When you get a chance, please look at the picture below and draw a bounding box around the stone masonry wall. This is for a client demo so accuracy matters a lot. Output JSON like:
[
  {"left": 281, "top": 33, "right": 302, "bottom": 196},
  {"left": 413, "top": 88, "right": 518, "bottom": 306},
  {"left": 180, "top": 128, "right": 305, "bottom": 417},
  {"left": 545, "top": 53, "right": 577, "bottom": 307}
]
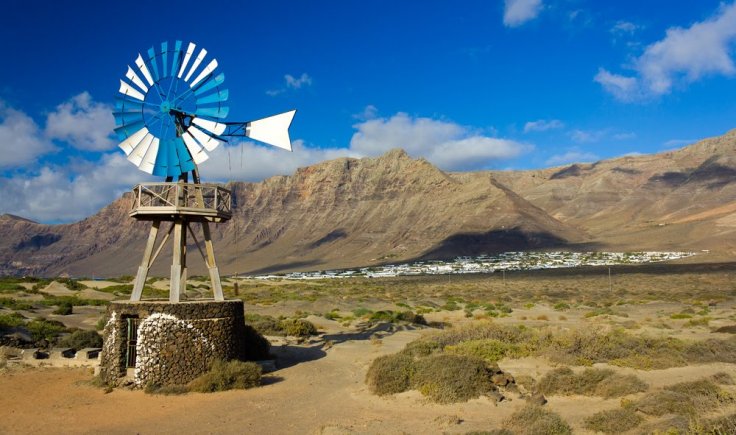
[{"left": 99, "top": 300, "right": 248, "bottom": 387}]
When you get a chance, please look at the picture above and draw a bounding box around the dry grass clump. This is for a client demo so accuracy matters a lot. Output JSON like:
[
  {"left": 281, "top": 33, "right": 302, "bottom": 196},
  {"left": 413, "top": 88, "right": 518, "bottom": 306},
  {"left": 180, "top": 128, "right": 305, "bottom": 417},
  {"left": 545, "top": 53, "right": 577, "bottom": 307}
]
[
  {"left": 583, "top": 407, "right": 643, "bottom": 434},
  {"left": 536, "top": 367, "right": 647, "bottom": 398},
  {"left": 411, "top": 354, "right": 493, "bottom": 403},
  {"left": 711, "top": 371, "right": 735, "bottom": 385},
  {"left": 503, "top": 405, "right": 572, "bottom": 435},
  {"left": 365, "top": 353, "right": 414, "bottom": 396},
  {"left": 444, "top": 339, "right": 522, "bottom": 363},
  {"left": 635, "top": 378, "right": 733, "bottom": 417},
  {"left": 188, "top": 360, "right": 262, "bottom": 393}
]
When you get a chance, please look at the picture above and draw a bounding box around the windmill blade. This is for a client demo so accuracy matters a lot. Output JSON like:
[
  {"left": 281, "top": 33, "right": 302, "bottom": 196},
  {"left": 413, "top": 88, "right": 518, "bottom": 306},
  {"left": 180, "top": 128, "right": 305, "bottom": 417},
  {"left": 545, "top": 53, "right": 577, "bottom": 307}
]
[
  {"left": 192, "top": 117, "right": 227, "bottom": 135},
  {"left": 196, "top": 106, "right": 229, "bottom": 118},
  {"left": 161, "top": 41, "right": 168, "bottom": 78},
  {"left": 119, "top": 80, "right": 145, "bottom": 101},
  {"left": 114, "top": 120, "right": 145, "bottom": 140},
  {"left": 196, "top": 89, "right": 228, "bottom": 105},
  {"left": 118, "top": 127, "right": 149, "bottom": 155},
  {"left": 174, "top": 138, "right": 196, "bottom": 173},
  {"left": 181, "top": 131, "right": 210, "bottom": 164},
  {"left": 171, "top": 40, "right": 183, "bottom": 78},
  {"left": 135, "top": 54, "right": 154, "bottom": 86},
  {"left": 125, "top": 66, "right": 148, "bottom": 93},
  {"left": 245, "top": 110, "right": 296, "bottom": 151},
  {"left": 139, "top": 138, "right": 160, "bottom": 174},
  {"left": 152, "top": 139, "right": 170, "bottom": 177},
  {"left": 184, "top": 48, "right": 207, "bottom": 82},
  {"left": 190, "top": 59, "right": 218, "bottom": 88},
  {"left": 113, "top": 111, "right": 144, "bottom": 126},
  {"left": 115, "top": 96, "right": 144, "bottom": 112},
  {"left": 147, "top": 47, "right": 160, "bottom": 82},
  {"left": 193, "top": 73, "right": 225, "bottom": 96},
  {"left": 127, "top": 133, "right": 155, "bottom": 167},
  {"left": 188, "top": 124, "right": 221, "bottom": 151},
  {"left": 178, "top": 42, "right": 196, "bottom": 78}
]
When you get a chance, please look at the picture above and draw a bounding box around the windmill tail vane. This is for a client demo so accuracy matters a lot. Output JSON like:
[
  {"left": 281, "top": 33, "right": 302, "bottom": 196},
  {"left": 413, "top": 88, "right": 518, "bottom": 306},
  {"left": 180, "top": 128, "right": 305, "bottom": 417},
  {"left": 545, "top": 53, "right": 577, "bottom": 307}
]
[{"left": 114, "top": 39, "right": 295, "bottom": 179}]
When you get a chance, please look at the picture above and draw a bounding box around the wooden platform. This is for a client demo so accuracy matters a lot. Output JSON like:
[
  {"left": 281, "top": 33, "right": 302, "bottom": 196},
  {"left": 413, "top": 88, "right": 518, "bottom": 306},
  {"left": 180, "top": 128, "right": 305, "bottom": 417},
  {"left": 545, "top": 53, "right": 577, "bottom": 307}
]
[{"left": 129, "top": 182, "right": 232, "bottom": 222}]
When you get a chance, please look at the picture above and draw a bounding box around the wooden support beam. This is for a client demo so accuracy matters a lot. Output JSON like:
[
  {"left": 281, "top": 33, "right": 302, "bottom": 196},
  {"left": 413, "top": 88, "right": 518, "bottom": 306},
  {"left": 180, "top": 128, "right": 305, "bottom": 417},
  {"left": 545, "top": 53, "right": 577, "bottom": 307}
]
[
  {"left": 170, "top": 220, "right": 183, "bottom": 303},
  {"left": 202, "top": 221, "right": 224, "bottom": 301},
  {"left": 131, "top": 221, "right": 160, "bottom": 301}
]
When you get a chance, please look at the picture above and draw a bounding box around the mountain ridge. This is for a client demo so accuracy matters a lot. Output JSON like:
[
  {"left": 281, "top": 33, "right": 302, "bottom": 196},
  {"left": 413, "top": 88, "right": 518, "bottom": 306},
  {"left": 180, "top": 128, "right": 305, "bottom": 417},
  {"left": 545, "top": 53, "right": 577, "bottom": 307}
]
[{"left": 3, "top": 129, "right": 736, "bottom": 277}]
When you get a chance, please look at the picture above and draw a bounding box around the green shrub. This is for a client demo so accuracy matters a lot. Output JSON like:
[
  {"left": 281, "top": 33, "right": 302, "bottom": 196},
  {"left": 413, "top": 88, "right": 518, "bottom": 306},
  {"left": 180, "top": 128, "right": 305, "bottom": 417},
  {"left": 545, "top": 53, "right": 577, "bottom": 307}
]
[
  {"left": 25, "top": 318, "right": 67, "bottom": 342},
  {"left": 245, "top": 313, "right": 283, "bottom": 336},
  {"left": 411, "top": 354, "right": 493, "bottom": 403},
  {"left": 59, "top": 329, "right": 103, "bottom": 349},
  {"left": 279, "top": 318, "right": 317, "bottom": 336},
  {"left": 188, "top": 360, "right": 262, "bottom": 393},
  {"left": 53, "top": 301, "right": 73, "bottom": 315},
  {"left": 365, "top": 353, "right": 415, "bottom": 396},
  {"left": 352, "top": 307, "right": 372, "bottom": 317},
  {"left": 553, "top": 302, "right": 570, "bottom": 311},
  {"left": 444, "top": 339, "right": 522, "bottom": 363},
  {"left": 537, "top": 367, "right": 647, "bottom": 398},
  {"left": 0, "top": 312, "right": 25, "bottom": 328},
  {"left": 583, "top": 407, "right": 643, "bottom": 434},
  {"left": 0, "top": 297, "right": 34, "bottom": 310},
  {"left": 504, "top": 405, "right": 572, "bottom": 435}
]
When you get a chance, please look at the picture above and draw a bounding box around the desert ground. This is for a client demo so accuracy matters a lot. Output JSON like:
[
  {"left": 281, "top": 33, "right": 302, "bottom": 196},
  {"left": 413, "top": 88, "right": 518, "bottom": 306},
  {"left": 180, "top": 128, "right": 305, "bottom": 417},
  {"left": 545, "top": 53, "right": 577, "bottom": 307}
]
[{"left": 3, "top": 261, "right": 736, "bottom": 434}]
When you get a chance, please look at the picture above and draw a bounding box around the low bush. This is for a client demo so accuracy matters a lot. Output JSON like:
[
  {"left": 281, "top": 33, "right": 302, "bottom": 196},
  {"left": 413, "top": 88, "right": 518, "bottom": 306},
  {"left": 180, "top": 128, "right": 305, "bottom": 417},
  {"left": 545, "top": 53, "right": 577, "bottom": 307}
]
[
  {"left": 583, "top": 407, "right": 643, "bottom": 434},
  {"left": 0, "top": 312, "right": 25, "bottom": 329},
  {"left": 279, "top": 318, "right": 317, "bottom": 337},
  {"left": 444, "top": 339, "right": 522, "bottom": 363},
  {"left": 365, "top": 353, "right": 415, "bottom": 396},
  {"left": 504, "top": 405, "right": 572, "bottom": 435},
  {"left": 411, "top": 354, "right": 493, "bottom": 403},
  {"left": 53, "top": 301, "right": 73, "bottom": 315},
  {"left": 537, "top": 367, "right": 647, "bottom": 398},
  {"left": 60, "top": 329, "right": 103, "bottom": 349},
  {"left": 25, "top": 318, "right": 67, "bottom": 342},
  {"left": 188, "top": 360, "right": 262, "bottom": 393},
  {"left": 636, "top": 379, "right": 732, "bottom": 416}
]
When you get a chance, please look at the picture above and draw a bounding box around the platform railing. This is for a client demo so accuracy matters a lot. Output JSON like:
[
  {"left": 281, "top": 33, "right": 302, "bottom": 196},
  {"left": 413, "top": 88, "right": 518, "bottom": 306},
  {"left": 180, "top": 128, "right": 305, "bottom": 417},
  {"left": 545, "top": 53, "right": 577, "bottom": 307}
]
[{"left": 129, "top": 182, "right": 232, "bottom": 221}]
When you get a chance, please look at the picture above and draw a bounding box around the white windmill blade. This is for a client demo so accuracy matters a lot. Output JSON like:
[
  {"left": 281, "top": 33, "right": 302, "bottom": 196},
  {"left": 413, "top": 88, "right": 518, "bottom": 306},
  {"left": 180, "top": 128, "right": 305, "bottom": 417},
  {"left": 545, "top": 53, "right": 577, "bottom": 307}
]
[
  {"left": 246, "top": 110, "right": 296, "bottom": 151},
  {"left": 139, "top": 138, "right": 160, "bottom": 174},
  {"left": 185, "top": 48, "right": 207, "bottom": 82},
  {"left": 178, "top": 42, "right": 196, "bottom": 78},
  {"left": 192, "top": 117, "right": 226, "bottom": 135},
  {"left": 135, "top": 54, "right": 154, "bottom": 86},
  {"left": 190, "top": 59, "right": 218, "bottom": 88},
  {"left": 188, "top": 124, "right": 221, "bottom": 151},
  {"left": 118, "top": 127, "right": 149, "bottom": 155},
  {"left": 181, "top": 132, "right": 210, "bottom": 164},
  {"left": 127, "top": 133, "right": 154, "bottom": 167},
  {"left": 126, "top": 66, "right": 148, "bottom": 93},
  {"left": 118, "top": 80, "right": 145, "bottom": 101}
]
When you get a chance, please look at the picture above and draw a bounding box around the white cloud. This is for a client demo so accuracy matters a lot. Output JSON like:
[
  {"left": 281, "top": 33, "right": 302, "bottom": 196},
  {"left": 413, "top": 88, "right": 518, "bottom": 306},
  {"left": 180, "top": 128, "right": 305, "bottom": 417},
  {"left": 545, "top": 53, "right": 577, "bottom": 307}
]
[
  {"left": 663, "top": 138, "right": 697, "bottom": 148},
  {"left": 597, "top": 3, "right": 736, "bottom": 101},
  {"left": 267, "top": 73, "right": 313, "bottom": 96},
  {"left": 349, "top": 113, "right": 531, "bottom": 171},
  {"left": 570, "top": 129, "right": 605, "bottom": 143},
  {"left": 546, "top": 149, "right": 599, "bottom": 166},
  {"left": 611, "top": 20, "right": 639, "bottom": 35},
  {"left": 0, "top": 102, "right": 56, "bottom": 168},
  {"left": 503, "top": 0, "right": 544, "bottom": 27},
  {"left": 523, "top": 119, "right": 563, "bottom": 133},
  {"left": 45, "top": 92, "right": 116, "bottom": 151},
  {"left": 613, "top": 132, "right": 636, "bottom": 140},
  {"left": 352, "top": 104, "right": 379, "bottom": 121},
  {"left": 0, "top": 153, "right": 152, "bottom": 223}
]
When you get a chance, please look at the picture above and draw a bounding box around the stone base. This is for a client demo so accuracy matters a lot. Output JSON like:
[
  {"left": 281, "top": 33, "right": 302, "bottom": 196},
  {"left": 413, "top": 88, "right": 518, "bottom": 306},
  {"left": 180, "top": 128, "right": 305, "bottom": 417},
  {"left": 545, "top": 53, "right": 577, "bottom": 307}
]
[{"left": 99, "top": 300, "right": 248, "bottom": 388}]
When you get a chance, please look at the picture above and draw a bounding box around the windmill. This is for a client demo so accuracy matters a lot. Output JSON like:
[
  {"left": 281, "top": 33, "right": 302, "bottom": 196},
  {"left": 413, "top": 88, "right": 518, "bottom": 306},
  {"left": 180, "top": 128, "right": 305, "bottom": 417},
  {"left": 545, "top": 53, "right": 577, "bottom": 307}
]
[{"left": 115, "top": 40, "right": 295, "bottom": 302}]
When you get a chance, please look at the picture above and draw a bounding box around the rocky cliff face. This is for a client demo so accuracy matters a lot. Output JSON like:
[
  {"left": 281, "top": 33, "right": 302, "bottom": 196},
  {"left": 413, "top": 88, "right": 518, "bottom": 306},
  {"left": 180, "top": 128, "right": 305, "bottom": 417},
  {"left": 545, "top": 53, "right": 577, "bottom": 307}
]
[{"left": 3, "top": 129, "right": 736, "bottom": 277}]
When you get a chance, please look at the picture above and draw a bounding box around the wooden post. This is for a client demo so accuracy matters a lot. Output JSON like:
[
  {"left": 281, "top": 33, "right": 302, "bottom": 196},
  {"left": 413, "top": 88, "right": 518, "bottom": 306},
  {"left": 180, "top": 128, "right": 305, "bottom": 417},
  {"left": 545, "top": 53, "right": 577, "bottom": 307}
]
[
  {"left": 180, "top": 222, "right": 188, "bottom": 297},
  {"left": 202, "top": 221, "right": 224, "bottom": 301},
  {"left": 131, "top": 221, "right": 160, "bottom": 301},
  {"left": 170, "top": 220, "right": 183, "bottom": 303}
]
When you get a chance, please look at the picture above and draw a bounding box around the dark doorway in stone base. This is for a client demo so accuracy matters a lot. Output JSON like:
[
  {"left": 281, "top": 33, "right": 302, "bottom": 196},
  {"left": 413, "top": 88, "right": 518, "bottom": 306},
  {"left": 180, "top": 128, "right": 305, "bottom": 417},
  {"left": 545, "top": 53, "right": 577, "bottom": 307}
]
[{"left": 123, "top": 315, "right": 140, "bottom": 368}]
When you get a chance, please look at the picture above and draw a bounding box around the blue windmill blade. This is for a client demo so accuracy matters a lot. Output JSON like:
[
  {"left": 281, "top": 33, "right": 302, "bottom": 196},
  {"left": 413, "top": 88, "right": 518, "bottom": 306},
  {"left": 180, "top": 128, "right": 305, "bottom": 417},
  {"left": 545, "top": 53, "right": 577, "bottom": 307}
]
[
  {"left": 193, "top": 73, "right": 225, "bottom": 96},
  {"left": 196, "top": 106, "right": 229, "bottom": 119},
  {"left": 152, "top": 139, "right": 170, "bottom": 177},
  {"left": 147, "top": 47, "right": 160, "bottom": 82},
  {"left": 196, "top": 89, "right": 229, "bottom": 105},
  {"left": 114, "top": 120, "right": 146, "bottom": 140},
  {"left": 113, "top": 111, "right": 145, "bottom": 125},
  {"left": 166, "top": 138, "right": 181, "bottom": 177},
  {"left": 161, "top": 41, "right": 169, "bottom": 78},
  {"left": 175, "top": 138, "right": 196, "bottom": 173},
  {"left": 115, "top": 97, "right": 144, "bottom": 112},
  {"left": 172, "top": 40, "right": 182, "bottom": 76}
]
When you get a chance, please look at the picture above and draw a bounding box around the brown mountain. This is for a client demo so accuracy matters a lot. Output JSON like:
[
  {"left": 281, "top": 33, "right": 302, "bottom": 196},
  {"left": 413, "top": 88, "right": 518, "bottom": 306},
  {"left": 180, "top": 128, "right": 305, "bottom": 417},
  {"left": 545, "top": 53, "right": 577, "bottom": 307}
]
[{"left": 3, "top": 129, "right": 736, "bottom": 277}]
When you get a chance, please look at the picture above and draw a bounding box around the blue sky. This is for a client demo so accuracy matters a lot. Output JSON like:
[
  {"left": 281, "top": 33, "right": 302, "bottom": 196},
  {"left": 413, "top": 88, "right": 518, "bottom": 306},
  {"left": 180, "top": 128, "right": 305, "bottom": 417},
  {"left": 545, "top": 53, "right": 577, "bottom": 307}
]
[{"left": 2, "top": 0, "right": 736, "bottom": 223}]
